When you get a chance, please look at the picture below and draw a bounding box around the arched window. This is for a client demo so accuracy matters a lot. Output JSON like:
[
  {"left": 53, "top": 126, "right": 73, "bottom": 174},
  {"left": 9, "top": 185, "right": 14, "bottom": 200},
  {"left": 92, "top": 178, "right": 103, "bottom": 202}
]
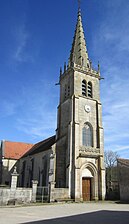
[
  {"left": 88, "top": 82, "right": 92, "bottom": 98},
  {"left": 82, "top": 80, "right": 86, "bottom": 96},
  {"left": 82, "top": 123, "right": 93, "bottom": 147}
]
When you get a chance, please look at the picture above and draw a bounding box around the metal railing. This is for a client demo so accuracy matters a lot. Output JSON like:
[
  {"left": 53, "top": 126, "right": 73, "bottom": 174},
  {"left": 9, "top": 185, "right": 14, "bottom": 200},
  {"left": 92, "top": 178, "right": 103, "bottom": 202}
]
[{"left": 36, "top": 186, "right": 50, "bottom": 203}]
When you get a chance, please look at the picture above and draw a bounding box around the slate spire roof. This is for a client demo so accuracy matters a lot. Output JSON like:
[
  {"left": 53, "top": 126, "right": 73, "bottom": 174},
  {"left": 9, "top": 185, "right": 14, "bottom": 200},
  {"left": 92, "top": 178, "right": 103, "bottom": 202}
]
[{"left": 69, "top": 8, "right": 90, "bottom": 68}]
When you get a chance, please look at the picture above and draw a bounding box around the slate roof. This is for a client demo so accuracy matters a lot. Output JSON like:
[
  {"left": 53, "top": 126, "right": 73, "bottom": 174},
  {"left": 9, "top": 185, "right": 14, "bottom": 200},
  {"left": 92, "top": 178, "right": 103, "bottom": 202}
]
[
  {"left": 117, "top": 158, "right": 129, "bottom": 167},
  {"left": 22, "top": 135, "right": 56, "bottom": 158},
  {"left": 2, "top": 141, "right": 34, "bottom": 160}
]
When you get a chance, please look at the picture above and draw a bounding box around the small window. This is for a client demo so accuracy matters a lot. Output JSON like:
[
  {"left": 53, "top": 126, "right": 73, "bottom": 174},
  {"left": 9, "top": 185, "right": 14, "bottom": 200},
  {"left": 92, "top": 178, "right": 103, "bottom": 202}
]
[
  {"left": 88, "top": 82, "right": 92, "bottom": 98},
  {"left": 64, "top": 84, "right": 70, "bottom": 99},
  {"left": 82, "top": 123, "right": 93, "bottom": 147},
  {"left": 68, "top": 85, "right": 70, "bottom": 96},
  {"left": 82, "top": 80, "right": 86, "bottom": 96}
]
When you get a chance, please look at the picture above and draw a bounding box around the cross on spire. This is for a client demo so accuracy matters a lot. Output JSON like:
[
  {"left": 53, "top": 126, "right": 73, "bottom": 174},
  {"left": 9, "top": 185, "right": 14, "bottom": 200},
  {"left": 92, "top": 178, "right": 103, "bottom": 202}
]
[{"left": 78, "top": 0, "right": 81, "bottom": 10}]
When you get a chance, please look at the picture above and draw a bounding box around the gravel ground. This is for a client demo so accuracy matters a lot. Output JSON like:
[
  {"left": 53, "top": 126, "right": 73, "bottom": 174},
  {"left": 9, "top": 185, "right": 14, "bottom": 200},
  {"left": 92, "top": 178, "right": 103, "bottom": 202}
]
[{"left": 0, "top": 201, "right": 129, "bottom": 224}]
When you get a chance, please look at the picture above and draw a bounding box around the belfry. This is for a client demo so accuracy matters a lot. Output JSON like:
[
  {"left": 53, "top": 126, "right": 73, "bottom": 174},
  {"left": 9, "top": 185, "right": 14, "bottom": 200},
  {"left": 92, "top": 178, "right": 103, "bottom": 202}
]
[{"left": 55, "top": 5, "right": 106, "bottom": 201}]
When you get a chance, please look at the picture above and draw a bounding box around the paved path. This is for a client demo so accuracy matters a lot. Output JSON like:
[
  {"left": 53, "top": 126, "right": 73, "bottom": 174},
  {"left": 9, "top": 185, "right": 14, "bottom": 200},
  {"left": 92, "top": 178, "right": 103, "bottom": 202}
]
[{"left": 0, "top": 202, "right": 129, "bottom": 224}]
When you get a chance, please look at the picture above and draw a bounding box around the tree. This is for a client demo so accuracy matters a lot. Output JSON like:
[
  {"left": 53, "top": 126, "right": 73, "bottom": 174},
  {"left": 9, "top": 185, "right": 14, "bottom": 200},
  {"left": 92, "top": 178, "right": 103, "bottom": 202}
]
[
  {"left": 104, "top": 150, "right": 120, "bottom": 200},
  {"left": 105, "top": 150, "right": 119, "bottom": 168}
]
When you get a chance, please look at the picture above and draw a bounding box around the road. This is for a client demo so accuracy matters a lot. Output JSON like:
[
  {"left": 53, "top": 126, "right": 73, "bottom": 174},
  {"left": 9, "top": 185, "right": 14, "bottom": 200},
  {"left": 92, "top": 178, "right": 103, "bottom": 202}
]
[{"left": 0, "top": 202, "right": 129, "bottom": 224}]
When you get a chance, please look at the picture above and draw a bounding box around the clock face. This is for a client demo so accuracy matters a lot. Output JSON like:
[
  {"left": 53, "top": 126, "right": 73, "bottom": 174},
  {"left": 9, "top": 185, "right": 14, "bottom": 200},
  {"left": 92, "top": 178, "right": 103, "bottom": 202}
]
[{"left": 84, "top": 105, "right": 91, "bottom": 113}]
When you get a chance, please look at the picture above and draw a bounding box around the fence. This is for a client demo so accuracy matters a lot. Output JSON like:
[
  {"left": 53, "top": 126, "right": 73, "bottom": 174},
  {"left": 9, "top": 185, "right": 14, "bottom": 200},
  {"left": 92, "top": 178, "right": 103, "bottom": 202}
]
[{"left": 36, "top": 186, "right": 50, "bottom": 203}]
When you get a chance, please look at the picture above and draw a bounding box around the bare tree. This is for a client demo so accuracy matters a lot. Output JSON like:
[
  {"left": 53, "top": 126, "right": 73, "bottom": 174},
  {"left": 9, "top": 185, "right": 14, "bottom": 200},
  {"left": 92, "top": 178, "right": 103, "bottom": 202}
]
[
  {"left": 105, "top": 150, "right": 120, "bottom": 200},
  {"left": 105, "top": 150, "right": 119, "bottom": 168}
]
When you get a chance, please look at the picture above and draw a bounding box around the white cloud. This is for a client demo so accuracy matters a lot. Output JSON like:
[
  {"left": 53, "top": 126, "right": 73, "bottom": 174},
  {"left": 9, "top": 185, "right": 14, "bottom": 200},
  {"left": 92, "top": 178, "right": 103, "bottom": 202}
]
[
  {"left": 15, "top": 80, "right": 58, "bottom": 141},
  {"left": 102, "top": 72, "right": 129, "bottom": 149},
  {"left": 91, "top": 1, "right": 129, "bottom": 157},
  {"left": 0, "top": 77, "right": 58, "bottom": 142},
  {"left": 16, "top": 114, "right": 56, "bottom": 141},
  {"left": 0, "top": 99, "right": 22, "bottom": 117},
  {"left": 115, "top": 145, "right": 129, "bottom": 152},
  {"left": 13, "top": 23, "right": 33, "bottom": 63},
  {"left": 14, "top": 24, "right": 28, "bottom": 62}
]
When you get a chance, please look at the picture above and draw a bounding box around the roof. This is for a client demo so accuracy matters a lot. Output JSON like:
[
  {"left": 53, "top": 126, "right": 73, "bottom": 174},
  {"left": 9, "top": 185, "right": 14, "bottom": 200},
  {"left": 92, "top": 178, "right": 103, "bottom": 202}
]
[
  {"left": 2, "top": 141, "right": 34, "bottom": 160},
  {"left": 117, "top": 158, "right": 129, "bottom": 167},
  {"left": 22, "top": 135, "right": 56, "bottom": 158}
]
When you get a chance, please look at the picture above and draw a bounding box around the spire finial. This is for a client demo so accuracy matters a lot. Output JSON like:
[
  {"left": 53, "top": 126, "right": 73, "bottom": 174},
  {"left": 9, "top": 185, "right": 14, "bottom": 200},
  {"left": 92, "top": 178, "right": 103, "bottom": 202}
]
[{"left": 78, "top": 0, "right": 81, "bottom": 11}]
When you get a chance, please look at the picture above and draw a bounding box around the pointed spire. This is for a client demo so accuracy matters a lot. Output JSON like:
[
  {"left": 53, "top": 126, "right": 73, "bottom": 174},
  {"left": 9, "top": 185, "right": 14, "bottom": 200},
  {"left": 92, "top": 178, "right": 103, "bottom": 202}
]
[{"left": 69, "top": 7, "right": 90, "bottom": 68}]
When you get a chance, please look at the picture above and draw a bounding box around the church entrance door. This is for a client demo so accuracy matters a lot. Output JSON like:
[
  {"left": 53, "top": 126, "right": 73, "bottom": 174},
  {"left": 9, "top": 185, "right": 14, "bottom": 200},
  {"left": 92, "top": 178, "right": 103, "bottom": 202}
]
[{"left": 82, "top": 177, "right": 91, "bottom": 201}]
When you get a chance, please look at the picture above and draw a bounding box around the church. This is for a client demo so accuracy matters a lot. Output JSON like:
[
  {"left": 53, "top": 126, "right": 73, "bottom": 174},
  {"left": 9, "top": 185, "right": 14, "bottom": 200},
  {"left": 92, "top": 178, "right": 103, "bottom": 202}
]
[{"left": 18, "top": 5, "right": 106, "bottom": 202}]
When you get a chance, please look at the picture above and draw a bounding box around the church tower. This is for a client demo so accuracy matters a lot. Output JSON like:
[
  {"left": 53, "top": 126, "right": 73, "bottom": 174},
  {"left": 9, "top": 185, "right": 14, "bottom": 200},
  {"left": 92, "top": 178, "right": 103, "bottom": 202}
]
[{"left": 55, "top": 6, "right": 105, "bottom": 201}]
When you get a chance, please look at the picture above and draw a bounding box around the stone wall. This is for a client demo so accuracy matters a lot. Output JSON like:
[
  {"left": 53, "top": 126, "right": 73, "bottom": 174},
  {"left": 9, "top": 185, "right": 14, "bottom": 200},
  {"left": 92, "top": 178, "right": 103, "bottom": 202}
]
[
  {"left": 0, "top": 187, "right": 32, "bottom": 206},
  {"left": 0, "top": 167, "right": 38, "bottom": 206},
  {"left": 50, "top": 187, "right": 69, "bottom": 202}
]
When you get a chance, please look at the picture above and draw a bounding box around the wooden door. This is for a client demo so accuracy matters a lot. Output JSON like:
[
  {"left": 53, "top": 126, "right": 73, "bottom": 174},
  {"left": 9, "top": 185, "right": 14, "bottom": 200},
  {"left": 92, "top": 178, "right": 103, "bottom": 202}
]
[{"left": 82, "top": 177, "right": 91, "bottom": 201}]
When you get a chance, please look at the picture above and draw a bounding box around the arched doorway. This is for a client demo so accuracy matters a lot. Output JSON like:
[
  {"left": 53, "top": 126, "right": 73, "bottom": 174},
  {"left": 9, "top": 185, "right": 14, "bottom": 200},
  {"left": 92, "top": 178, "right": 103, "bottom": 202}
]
[{"left": 81, "top": 164, "right": 98, "bottom": 201}]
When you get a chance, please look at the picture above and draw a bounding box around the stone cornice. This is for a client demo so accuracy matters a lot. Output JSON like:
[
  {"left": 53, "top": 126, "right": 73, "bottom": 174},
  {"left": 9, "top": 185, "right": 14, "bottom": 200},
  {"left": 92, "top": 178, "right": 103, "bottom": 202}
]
[
  {"left": 60, "top": 63, "right": 101, "bottom": 81},
  {"left": 79, "top": 146, "right": 102, "bottom": 158}
]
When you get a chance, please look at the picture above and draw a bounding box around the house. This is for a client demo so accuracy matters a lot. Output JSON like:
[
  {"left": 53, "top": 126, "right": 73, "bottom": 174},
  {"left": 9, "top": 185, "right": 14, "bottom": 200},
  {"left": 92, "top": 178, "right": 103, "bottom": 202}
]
[
  {"left": 117, "top": 158, "right": 129, "bottom": 201},
  {"left": 0, "top": 140, "right": 33, "bottom": 186}
]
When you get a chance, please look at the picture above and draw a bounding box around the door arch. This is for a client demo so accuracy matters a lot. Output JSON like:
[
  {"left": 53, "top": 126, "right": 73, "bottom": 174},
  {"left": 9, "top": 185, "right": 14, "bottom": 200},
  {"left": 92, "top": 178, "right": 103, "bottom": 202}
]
[{"left": 81, "top": 163, "right": 98, "bottom": 201}]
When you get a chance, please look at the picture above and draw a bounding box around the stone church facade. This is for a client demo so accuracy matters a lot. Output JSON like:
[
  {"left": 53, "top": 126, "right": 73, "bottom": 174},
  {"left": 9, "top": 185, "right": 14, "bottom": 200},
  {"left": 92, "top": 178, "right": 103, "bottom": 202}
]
[
  {"left": 18, "top": 7, "right": 106, "bottom": 202},
  {"left": 55, "top": 8, "right": 105, "bottom": 201}
]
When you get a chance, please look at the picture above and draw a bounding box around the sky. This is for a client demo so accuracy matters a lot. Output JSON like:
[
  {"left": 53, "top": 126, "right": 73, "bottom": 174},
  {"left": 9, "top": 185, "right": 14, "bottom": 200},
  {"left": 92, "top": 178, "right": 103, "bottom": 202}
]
[{"left": 0, "top": 0, "right": 129, "bottom": 158}]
